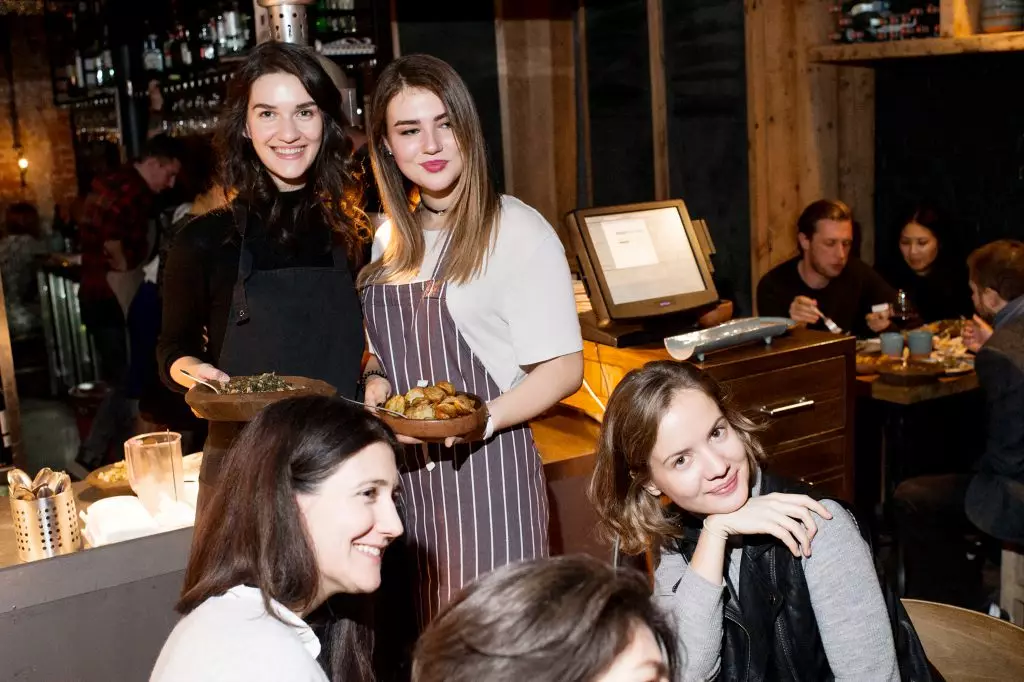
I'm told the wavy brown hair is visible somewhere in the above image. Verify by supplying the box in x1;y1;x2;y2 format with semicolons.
412;555;678;682
357;54;500;287
588;360;765;555
216;41;369;264
178;396;401;681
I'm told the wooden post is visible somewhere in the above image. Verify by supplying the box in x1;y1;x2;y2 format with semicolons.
940;0;982;37
746;0;877;307
494;0;578;239
0;266;25;471
647;0;669;200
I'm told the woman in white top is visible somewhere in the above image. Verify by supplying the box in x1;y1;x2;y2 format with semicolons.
150;396;403;682
356;54;583;630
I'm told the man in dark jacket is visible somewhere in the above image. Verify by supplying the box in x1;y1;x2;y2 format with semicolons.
895;239;1024;608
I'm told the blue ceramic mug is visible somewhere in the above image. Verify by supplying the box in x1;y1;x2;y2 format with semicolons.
907;330;934;357
880;332;904;358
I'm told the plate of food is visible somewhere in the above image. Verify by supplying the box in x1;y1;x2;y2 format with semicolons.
876;359;946;386
185;373;337;422
86;451;204;495
855;350;899;375
86;459;133;495
374;381;488;441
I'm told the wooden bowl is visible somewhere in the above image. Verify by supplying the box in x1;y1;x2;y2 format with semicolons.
876;360;945;386
185;376;337;422
375;393;488;442
85;461;133;496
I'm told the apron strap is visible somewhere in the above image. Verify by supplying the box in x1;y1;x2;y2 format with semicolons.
421;229;456;300
230;203;252;324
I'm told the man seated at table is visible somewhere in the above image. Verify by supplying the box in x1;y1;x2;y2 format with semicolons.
894;239;1024;610
757;199;896;337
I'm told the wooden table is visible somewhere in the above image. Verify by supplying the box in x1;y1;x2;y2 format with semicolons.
856;371;979;405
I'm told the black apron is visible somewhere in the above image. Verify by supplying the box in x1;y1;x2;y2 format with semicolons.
196;204;364;518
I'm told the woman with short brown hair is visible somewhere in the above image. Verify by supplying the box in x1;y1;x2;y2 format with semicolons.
589;361;901;681
413;555;677;682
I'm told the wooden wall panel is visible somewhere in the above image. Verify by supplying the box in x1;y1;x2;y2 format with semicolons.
746;0;876;306
494;0;577;235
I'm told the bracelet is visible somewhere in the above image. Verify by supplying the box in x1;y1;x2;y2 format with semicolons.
361;369;388;388
482;412;495;440
702;518;729;541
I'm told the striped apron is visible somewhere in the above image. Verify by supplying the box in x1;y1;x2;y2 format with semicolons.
362;234;549;629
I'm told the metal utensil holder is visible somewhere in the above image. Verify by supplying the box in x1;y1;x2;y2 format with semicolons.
9;488;81;562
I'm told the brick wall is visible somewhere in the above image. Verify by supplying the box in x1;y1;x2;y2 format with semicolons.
0;15;77;229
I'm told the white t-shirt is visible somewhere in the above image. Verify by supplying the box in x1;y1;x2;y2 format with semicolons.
150;585;328;682
369;195;583;392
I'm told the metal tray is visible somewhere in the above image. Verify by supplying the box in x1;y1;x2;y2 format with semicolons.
664;317;796;362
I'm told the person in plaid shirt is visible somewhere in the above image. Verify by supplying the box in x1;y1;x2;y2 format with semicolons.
76;134;184;469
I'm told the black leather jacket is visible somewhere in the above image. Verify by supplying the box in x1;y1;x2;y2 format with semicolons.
674;472;932;681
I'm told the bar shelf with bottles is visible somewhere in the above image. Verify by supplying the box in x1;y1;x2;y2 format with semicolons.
43;1;120;105
312;0;377;56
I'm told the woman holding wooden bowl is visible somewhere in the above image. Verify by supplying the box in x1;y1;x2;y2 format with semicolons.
157;43;369;515
357;54;583;630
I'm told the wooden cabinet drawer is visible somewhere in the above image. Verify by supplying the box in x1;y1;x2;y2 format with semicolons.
764;435;845;481
723;356;846;447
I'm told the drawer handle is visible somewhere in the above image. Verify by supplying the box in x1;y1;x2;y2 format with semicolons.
758;397;815;417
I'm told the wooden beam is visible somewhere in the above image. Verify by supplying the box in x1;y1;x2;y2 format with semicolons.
493;1;578;237
0;267;24;471
647;0;669;200
746;0;770;312
940;0;982;37
577;3;593;207
810;30;1024;63
837;66;876;263
389;0;401;57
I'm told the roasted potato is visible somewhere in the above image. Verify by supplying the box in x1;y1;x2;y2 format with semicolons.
440;396;471;416
405;387;426;403
406;402;436;420
434;403;461;420
452;394;476;413
384;395;407;414
423;385;447;403
410;397;432;408
436;381;456;397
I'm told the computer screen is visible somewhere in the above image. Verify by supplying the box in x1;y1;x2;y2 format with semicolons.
582;206;707;305
566;200;717;324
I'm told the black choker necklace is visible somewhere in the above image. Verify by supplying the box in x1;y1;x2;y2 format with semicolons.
420;201;448;216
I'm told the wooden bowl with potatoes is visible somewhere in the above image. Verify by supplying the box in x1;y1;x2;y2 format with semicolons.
376;381;488;441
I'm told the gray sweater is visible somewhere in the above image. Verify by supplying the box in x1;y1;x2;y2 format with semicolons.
653;481;899;681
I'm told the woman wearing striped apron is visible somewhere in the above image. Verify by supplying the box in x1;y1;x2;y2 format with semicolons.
357;55;583;631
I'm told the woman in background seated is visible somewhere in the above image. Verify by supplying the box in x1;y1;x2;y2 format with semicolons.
885;205;973;322
589;361;904;681
150;396;403;682
412;554;677;682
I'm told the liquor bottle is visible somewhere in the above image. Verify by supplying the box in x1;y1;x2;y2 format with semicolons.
143;34;165;74
197;16;218;63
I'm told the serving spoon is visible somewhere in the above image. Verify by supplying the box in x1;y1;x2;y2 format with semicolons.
337;394;408;419
180;368;222;394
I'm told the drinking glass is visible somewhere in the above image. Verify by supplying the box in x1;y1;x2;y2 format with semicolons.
124;432;185;518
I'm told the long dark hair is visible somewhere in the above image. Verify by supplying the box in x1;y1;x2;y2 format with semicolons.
216;41;369;263
178;396;401;681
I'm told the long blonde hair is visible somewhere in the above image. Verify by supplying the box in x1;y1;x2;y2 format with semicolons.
357;54;501;287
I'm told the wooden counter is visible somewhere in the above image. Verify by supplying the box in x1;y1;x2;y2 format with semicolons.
532;328;856;559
